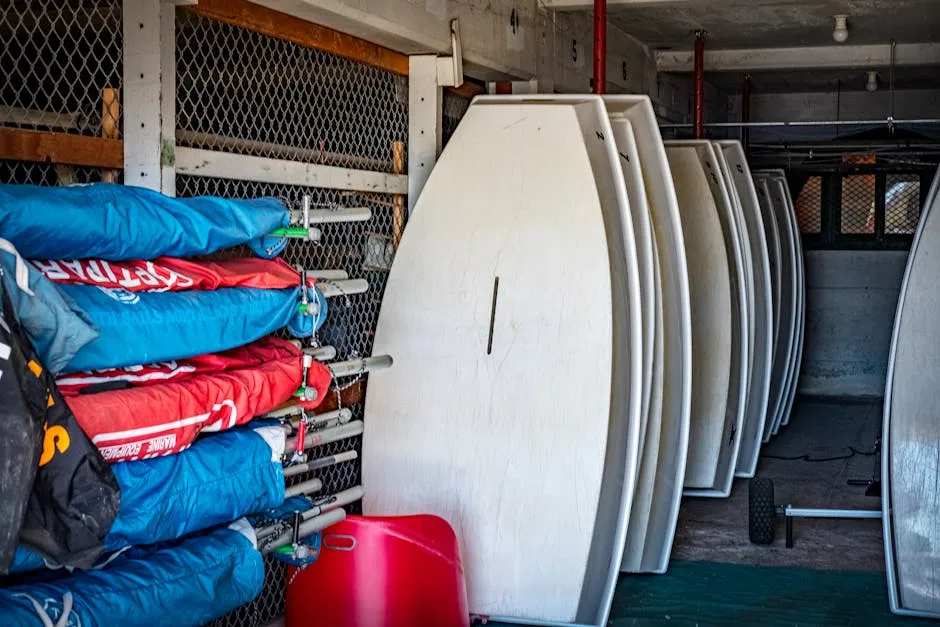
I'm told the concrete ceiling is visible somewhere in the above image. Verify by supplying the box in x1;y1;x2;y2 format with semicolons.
610;0;940;50
699;65;940;93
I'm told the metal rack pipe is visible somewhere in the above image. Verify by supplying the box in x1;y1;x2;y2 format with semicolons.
328;354;393;378
305;345;337;361
284;477;323;498
317;278;369;298
264;508;347;553
283;450;358;478
660;117;940;129
285;420;364;451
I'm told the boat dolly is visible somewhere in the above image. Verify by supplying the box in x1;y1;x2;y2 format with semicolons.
748;477;881;548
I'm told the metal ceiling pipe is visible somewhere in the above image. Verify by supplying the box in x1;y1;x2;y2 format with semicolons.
890;38;897;122
660;118;940;129
593;0;607;94
693;30;706;138
742;73;752;154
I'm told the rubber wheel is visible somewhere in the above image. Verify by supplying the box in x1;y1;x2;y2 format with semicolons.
748;477;776;545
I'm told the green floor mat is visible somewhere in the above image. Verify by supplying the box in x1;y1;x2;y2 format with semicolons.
612;560;933;626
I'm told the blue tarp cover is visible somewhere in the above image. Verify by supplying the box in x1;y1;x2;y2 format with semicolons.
0;240;98;374
60;284;325;372
0;524;263;627
10;427;284;574
0;183;290;260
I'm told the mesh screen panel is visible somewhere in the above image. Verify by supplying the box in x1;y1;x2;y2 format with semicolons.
885;174;921;235
443;89;471;148
840;174;876;234
795;176;822;234
0;0;122;136
176;9;408;173
0;0;123;182
0;160;116;185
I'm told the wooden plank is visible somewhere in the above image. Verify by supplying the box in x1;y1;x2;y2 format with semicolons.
391;140;405;249
449;80;484;99
0;128;123;169
181;0;485;97
101;87;121;183
183;0;409;75
176;147;408;194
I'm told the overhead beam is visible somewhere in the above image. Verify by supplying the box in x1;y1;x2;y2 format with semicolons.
184;0;408;75
657;43;940;73
542;0;690;8
183;0;483;96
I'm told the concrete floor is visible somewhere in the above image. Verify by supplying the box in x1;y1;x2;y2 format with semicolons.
672;398;885;571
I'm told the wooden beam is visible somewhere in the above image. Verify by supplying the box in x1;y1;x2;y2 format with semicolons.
101;87;121;183
183;0;409;75
181;0;484;96
449;81;484;99
0;128;123;169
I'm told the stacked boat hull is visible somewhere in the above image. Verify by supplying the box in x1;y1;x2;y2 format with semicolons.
361;95;807;624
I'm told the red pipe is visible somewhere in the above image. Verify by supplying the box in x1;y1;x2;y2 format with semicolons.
593;0;607;94
742;73;752;155
693;30;705;138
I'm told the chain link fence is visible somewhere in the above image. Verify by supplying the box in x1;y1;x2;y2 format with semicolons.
443;89;471;148
839;174;876;234
176;9;408;173
0;0;123;184
886;173;921;235
794;175;822;234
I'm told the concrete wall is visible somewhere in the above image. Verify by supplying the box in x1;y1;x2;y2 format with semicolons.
656;72;730;125
727;89;940;142
799;250;908;398
730;89;940;123
258;1;656;95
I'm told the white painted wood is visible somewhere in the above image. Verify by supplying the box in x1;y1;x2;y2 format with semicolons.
718;142;774;478
363;98;641;625
122;0;175;193
663;145;732;492
174;148;408;194
884;166;940;618
754;178;789;442
603;96;691;575
678;141;750;497
407;55;442;214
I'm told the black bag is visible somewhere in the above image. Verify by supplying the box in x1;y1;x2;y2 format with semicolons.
0;284;45;572
0;278;120;573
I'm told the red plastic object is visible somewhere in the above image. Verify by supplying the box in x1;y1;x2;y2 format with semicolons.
286;514;470;627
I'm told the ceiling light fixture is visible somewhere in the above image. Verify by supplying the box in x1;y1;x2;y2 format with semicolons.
832;14;849;43
866;71;879;92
